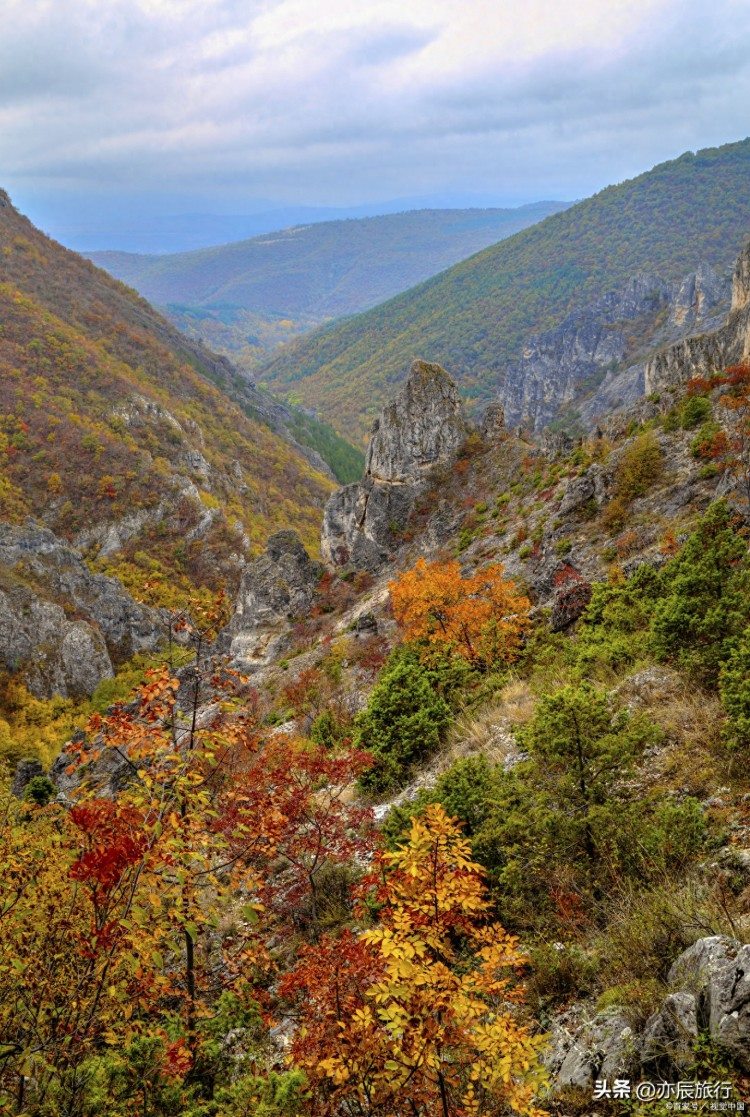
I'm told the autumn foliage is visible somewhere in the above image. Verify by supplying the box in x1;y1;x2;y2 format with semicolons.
283;804;546;1116
389;558;530;667
689;363;750;506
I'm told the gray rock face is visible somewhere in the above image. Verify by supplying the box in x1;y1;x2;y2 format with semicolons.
641;992;699;1076
558;472;597;517
50;732;136;799
667;935;741;991
0;522;162;698
480;402;506;441
11;758;45;798
704;944;750;1070
546;935;750;1095
552;1010;639;1090
322;360;470;570
366;360;469;483
646;241;750;397
667;936;750;1071
668;263;729;332
500;264;731;432
226;531;324;669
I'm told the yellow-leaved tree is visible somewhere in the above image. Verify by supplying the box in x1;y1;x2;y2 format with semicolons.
283;803;547;1116
389;558;530;668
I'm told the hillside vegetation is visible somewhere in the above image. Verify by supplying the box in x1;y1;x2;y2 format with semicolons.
89;203;568;370
258;138;750;441
0;191;334;602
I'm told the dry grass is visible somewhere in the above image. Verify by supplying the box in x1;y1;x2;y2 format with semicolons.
637;685;727;796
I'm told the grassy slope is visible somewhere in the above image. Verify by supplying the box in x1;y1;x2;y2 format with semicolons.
0;192;334;594
258;138;750;442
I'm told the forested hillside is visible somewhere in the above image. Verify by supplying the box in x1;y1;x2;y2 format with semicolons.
259;138;750;441
0;191;334;603
89;203;568;370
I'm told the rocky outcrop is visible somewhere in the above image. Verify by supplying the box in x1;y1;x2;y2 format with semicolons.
0;522;162;698
501;267;731;432
645;240;750;396
640;992;699;1077
224;531;324;669
546;1009;639;1090
498;264;731;432
322;360;471;570
666;935;750;1071
547;935;750;1095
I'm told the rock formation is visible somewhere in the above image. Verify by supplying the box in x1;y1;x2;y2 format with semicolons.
0;523;162;698
645;240;750;396
499;264;731;432
546;934;750;1094
321;360;471;570
224;530;324;670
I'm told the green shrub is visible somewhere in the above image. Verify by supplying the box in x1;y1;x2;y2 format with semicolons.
649;502;750;683
309;708;350;750
22;775;55;806
680;394;711;430
355;647;451;794
719;628;750;747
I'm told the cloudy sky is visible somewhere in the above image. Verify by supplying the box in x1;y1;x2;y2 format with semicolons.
3;0;750;245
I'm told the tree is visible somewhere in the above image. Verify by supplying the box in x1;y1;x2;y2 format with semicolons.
282;805;546;1117
389;559;530;668
0;793;152;1115
354;647;451;794
516;684;653;876
719;629;750;748
240;735;374;940
649;501;750;683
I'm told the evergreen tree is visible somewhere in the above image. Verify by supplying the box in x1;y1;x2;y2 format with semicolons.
355;647;451;793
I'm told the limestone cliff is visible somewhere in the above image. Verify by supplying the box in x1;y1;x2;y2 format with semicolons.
321;360;471;570
0;523;162;698
645;240;750;395
224;531;324;670
499;264;730;432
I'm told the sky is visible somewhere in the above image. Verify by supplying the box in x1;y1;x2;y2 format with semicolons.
3;0;750;248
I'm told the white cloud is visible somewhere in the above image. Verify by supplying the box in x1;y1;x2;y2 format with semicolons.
2;0;749;219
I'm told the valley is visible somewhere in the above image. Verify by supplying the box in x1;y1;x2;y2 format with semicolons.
3;149;750;1116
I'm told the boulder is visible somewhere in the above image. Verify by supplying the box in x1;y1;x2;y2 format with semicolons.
322;360;470;570
641;992;699;1076
550;578;593;632
554;1010;640;1090
225;531;324;669
666;935;750;1071
558;471;596;516
705;944;750;1070
667;935;742;992
0;521;162;698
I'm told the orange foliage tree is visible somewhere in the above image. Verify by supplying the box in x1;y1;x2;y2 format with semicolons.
690;363;750;506
389;558;530;667
282;804;546;1117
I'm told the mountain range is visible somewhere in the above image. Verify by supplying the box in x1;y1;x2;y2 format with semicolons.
87;203;569;371
257;137;750;442
0;189;336;611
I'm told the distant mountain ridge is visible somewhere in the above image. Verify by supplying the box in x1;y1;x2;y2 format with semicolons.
256;138;750;442
88;203;569;370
